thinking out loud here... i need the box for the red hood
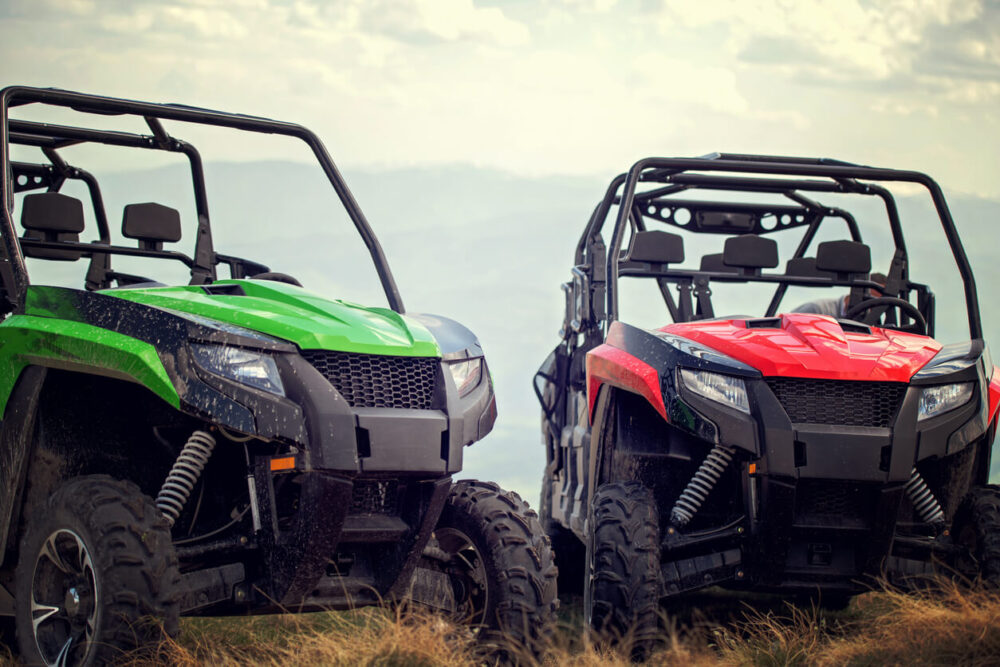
[662,314,942,382]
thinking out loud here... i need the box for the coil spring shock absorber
[905,467,945,526]
[156,430,217,527]
[670,444,735,527]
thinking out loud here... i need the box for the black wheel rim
[30,529,98,667]
[434,527,489,625]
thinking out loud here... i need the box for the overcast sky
[2,0,999,197]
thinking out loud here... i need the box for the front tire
[15,475,181,666]
[432,480,558,655]
[952,485,1000,586]
[586,481,662,660]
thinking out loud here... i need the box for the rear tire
[585,481,662,660]
[952,485,1000,586]
[15,475,181,666]
[433,480,558,657]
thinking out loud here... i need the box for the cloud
[653,0,997,102]
[359,0,530,46]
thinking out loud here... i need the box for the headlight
[191,344,285,396]
[918,382,973,421]
[679,368,750,414]
[446,357,483,397]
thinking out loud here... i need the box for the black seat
[785,256,833,278]
[815,240,871,277]
[815,240,872,313]
[623,230,684,265]
[700,252,739,274]
[722,234,778,276]
[20,192,85,261]
[122,203,181,251]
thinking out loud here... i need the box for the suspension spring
[156,430,217,527]
[905,467,945,525]
[670,444,735,527]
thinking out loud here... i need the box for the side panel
[0,315,178,415]
[0,366,45,567]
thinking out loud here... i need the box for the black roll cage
[0,86,406,314]
[571,153,980,340]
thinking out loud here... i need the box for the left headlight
[191,344,285,396]
[918,382,973,421]
[679,368,750,414]
[446,357,483,398]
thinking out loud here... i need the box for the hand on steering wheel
[845,296,926,335]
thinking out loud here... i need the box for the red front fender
[586,344,667,423]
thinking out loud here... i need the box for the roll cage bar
[570,153,980,340]
[0,86,405,314]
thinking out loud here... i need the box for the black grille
[350,480,399,514]
[795,480,873,527]
[302,351,438,409]
[766,378,906,427]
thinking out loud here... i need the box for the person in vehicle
[792,272,885,319]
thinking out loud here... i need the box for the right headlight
[446,357,483,397]
[918,382,974,421]
[679,368,750,414]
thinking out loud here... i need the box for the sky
[2,0,999,197]
[2,0,1000,499]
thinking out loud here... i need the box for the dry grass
[5,579,999,665]
[713,580,1000,666]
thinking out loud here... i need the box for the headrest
[625,230,684,264]
[700,253,739,274]
[122,203,182,250]
[21,192,85,233]
[785,257,833,278]
[722,234,778,269]
[20,193,84,261]
[816,240,871,275]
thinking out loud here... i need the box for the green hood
[104,280,441,357]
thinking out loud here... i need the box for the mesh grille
[766,378,906,427]
[302,350,438,409]
[350,479,399,515]
[796,480,872,522]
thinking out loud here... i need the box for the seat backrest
[700,252,739,274]
[122,203,182,251]
[785,256,833,278]
[815,240,871,276]
[624,230,684,265]
[722,234,778,273]
[20,192,85,261]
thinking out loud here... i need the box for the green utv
[0,87,556,665]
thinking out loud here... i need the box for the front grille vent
[350,479,399,514]
[766,378,906,427]
[795,480,873,526]
[302,350,438,409]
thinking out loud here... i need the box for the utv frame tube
[601,155,980,339]
[0,86,405,314]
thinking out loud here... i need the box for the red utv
[535,154,1000,650]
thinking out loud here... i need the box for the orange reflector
[270,456,296,472]
[748,463,757,475]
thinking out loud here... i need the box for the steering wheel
[250,272,303,287]
[845,296,927,335]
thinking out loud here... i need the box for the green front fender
[0,315,178,416]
